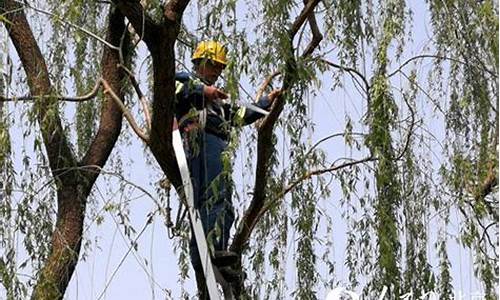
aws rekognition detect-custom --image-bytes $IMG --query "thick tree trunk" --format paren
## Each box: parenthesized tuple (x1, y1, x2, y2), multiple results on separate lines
(31, 9, 129, 299)
(31, 184, 85, 300)
(1, 1, 129, 298)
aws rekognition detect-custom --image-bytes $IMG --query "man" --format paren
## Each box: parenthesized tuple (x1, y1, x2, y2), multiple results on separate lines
(174, 40, 280, 295)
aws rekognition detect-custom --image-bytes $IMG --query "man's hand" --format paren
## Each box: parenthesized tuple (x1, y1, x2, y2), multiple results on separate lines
(268, 89, 282, 103)
(203, 85, 228, 101)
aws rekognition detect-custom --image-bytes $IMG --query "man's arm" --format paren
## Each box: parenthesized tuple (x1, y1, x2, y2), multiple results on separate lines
(176, 77, 228, 113)
(230, 89, 281, 126)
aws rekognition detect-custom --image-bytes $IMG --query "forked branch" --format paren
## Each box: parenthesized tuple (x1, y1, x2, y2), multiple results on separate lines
(301, 0, 323, 57)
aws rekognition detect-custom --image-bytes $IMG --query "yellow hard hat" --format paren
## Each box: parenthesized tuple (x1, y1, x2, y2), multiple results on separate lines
(192, 40, 228, 66)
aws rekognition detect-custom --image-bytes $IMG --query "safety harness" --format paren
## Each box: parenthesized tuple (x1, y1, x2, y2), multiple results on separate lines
(175, 76, 270, 139)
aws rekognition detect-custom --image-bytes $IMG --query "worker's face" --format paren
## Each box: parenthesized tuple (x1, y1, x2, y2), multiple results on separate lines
(196, 59, 225, 85)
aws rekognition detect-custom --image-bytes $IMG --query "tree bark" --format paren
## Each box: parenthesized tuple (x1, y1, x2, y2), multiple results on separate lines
(112, 0, 189, 189)
(32, 9, 130, 299)
(1, 2, 130, 298)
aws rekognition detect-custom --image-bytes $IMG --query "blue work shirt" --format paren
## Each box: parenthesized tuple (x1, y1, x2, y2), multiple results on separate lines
(175, 72, 272, 140)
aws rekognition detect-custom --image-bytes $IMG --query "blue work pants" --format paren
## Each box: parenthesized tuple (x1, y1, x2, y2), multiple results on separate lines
(185, 131, 235, 272)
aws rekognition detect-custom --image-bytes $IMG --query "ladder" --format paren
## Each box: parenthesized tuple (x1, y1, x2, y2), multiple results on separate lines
(172, 120, 234, 300)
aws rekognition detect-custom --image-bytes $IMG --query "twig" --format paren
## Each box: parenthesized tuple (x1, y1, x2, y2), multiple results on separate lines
(101, 79, 150, 143)
(459, 197, 498, 259)
(283, 156, 375, 197)
(319, 58, 370, 95)
(118, 64, 152, 130)
(304, 132, 365, 157)
(479, 222, 497, 250)
(255, 71, 281, 102)
(387, 54, 498, 79)
(257, 156, 376, 221)
(0, 80, 102, 102)
(0, 6, 24, 19)
(20, 2, 120, 51)
(96, 212, 155, 300)
(473, 164, 498, 220)
(395, 92, 417, 161)
(395, 71, 446, 115)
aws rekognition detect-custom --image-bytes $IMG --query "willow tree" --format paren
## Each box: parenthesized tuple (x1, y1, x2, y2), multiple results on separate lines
(0, 0, 498, 299)
(0, 1, 133, 299)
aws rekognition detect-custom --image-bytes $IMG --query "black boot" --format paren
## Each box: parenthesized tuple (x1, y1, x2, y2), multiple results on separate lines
(195, 269, 209, 300)
(218, 266, 241, 283)
(213, 250, 238, 267)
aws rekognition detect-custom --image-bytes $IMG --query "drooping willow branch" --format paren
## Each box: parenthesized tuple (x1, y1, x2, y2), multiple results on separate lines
(319, 58, 370, 95)
(231, 0, 323, 257)
(387, 54, 498, 79)
(393, 71, 446, 115)
(304, 132, 366, 158)
(472, 164, 499, 221)
(395, 86, 417, 161)
(17, 1, 120, 51)
(254, 78, 418, 225)
(256, 156, 376, 221)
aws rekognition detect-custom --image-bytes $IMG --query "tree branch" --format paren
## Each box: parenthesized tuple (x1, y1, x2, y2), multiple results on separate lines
(0, 80, 102, 102)
(257, 156, 376, 221)
(387, 54, 498, 79)
(1, 2, 130, 299)
(102, 80, 149, 144)
(111, 0, 159, 48)
(1, 0, 77, 182)
(255, 71, 281, 102)
(108, 0, 187, 198)
(118, 63, 152, 131)
(81, 9, 131, 179)
(101, 79, 150, 144)
(395, 90, 417, 161)
(394, 71, 446, 115)
(301, 0, 323, 57)
(304, 132, 366, 157)
(320, 58, 370, 95)
(231, 0, 322, 256)
(473, 165, 498, 220)
(164, 0, 191, 24)
(290, 0, 321, 38)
